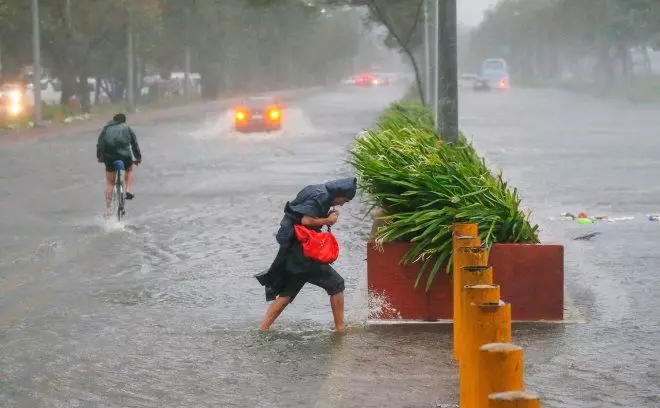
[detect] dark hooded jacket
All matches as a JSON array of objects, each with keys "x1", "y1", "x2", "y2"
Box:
[
  {"x1": 96, "y1": 120, "x2": 142, "y2": 163},
  {"x1": 255, "y1": 177, "x2": 357, "y2": 300},
  {"x1": 275, "y1": 177, "x2": 358, "y2": 248}
]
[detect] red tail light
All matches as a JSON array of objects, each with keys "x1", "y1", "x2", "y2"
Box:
[
  {"x1": 268, "y1": 108, "x2": 281, "y2": 120},
  {"x1": 235, "y1": 110, "x2": 246, "y2": 121}
]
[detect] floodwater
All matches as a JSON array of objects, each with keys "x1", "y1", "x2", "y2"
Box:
[
  {"x1": 0, "y1": 85, "x2": 458, "y2": 408},
  {"x1": 1, "y1": 83, "x2": 659, "y2": 407},
  {"x1": 462, "y1": 88, "x2": 660, "y2": 407}
]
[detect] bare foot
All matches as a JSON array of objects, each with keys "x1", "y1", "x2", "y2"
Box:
[{"x1": 334, "y1": 324, "x2": 347, "y2": 333}]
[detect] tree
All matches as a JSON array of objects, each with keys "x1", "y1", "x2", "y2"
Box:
[
  {"x1": 467, "y1": 0, "x2": 660, "y2": 83},
  {"x1": 0, "y1": 0, "x2": 366, "y2": 105}
]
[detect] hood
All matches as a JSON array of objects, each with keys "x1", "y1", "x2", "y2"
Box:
[
  {"x1": 104, "y1": 120, "x2": 122, "y2": 129},
  {"x1": 325, "y1": 177, "x2": 357, "y2": 200}
]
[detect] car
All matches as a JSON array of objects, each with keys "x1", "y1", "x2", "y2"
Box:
[
  {"x1": 0, "y1": 83, "x2": 27, "y2": 119},
  {"x1": 459, "y1": 73, "x2": 480, "y2": 89},
  {"x1": 232, "y1": 96, "x2": 283, "y2": 133},
  {"x1": 478, "y1": 58, "x2": 511, "y2": 91},
  {"x1": 355, "y1": 74, "x2": 380, "y2": 87},
  {"x1": 473, "y1": 77, "x2": 492, "y2": 92},
  {"x1": 373, "y1": 75, "x2": 391, "y2": 86}
]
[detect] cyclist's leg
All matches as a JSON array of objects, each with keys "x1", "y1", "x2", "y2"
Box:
[
  {"x1": 104, "y1": 170, "x2": 115, "y2": 209},
  {"x1": 124, "y1": 158, "x2": 135, "y2": 199}
]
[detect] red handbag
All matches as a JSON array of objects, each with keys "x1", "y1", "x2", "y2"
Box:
[{"x1": 293, "y1": 224, "x2": 340, "y2": 264}]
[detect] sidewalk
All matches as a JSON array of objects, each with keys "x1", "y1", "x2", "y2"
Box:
[{"x1": 0, "y1": 86, "x2": 323, "y2": 147}]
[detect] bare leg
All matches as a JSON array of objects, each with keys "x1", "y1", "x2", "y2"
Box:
[
  {"x1": 330, "y1": 292, "x2": 345, "y2": 332},
  {"x1": 259, "y1": 296, "x2": 291, "y2": 331},
  {"x1": 104, "y1": 171, "x2": 115, "y2": 210},
  {"x1": 125, "y1": 168, "x2": 134, "y2": 194}
]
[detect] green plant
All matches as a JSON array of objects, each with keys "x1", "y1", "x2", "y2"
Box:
[
  {"x1": 350, "y1": 102, "x2": 539, "y2": 291},
  {"x1": 377, "y1": 101, "x2": 435, "y2": 132}
]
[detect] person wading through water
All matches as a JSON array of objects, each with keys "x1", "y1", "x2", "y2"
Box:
[{"x1": 255, "y1": 177, "x2": 357, "y2": 332}]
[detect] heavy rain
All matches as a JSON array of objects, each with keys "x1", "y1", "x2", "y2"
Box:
[{"x1": 1, "y1": 0, "x2": 659, "y2": 407}]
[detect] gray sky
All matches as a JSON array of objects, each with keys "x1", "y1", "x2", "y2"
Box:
[{"x1": 458, "y1": 0, "x2": 498, "y2": 27}]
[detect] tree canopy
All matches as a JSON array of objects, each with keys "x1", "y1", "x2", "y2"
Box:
[{"x1": 0, "y1": 0, "x2": 367, "y2": 109}]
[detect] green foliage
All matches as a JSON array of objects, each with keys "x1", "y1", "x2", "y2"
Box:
[
  {"x1": 350, "y1": 102, "x2": 539, "y2": 290},
  {"x1": 0, "y1": 1, "x2": 364, "y2": 101}
]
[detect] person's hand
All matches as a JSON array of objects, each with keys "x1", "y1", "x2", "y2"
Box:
[{"x1": 326, "y1": 211, "x2": 339, "y2": 226}]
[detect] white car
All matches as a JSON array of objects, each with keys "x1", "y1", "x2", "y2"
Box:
[{"x1": 459, "y1": 74, "x2": 480, "y2": 89}]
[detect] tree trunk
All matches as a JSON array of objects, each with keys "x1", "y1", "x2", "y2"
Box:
[
  {"x1": 76, "y1": 74, "x2": 91, "y2": 113},
  {"x1": 95, "y1": 76, "x2": 101, "y2": 105}
]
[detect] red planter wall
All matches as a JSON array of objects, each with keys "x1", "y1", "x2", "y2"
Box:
[
  {"x1": 367, "y1": 242, "x2": 564, "y2": 321},
  {"x1": 489, "y1": 243, "x2": 564, "y2": 320}
]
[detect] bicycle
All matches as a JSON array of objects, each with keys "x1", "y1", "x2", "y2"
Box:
[{"x1": 110, "y1": 160, "x2": 126, "y2": 221}]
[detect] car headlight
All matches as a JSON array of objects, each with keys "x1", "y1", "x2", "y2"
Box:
[
  {"x1": 9, "y1": 90, "x2": 21, "y2": 103},
  {"x1": 9, "y1": 103, "x2": 22, "y2": 116}
]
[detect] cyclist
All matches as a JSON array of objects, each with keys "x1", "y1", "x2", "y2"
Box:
[{"x1": 96, "y1": 113, "x2": 142, "y2": 212}]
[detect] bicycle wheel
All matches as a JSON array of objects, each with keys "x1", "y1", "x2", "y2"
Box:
[{"x1": 116, "y1": 170, "x2": 125, "y2": 222}]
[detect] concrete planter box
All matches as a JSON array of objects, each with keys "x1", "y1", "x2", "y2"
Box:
[{"x1": 367, "y1": 241, "x2": 564, "y2": 321}]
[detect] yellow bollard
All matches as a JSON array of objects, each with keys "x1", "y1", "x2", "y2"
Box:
[
  {"x1": 457, "y1": 264, "x2": 492, "y2": 359},
  {"x1": 458, "y1": 284, "x2": 500, "y2": 407},
  {"x1": 452, "y1": 231, "x2": 481, "y2": 361},
  {"x1": 461, "y1": 302, "x2": 512, "y2": 408},
  {"x1": 477, "y1": 343, "x2": 525, "y2": 408},
  {"x1": 489, "y1": 391, "x2": 541, "y2": 408},
  {"x1": 452, "y1": 222, "x2": 479, "y2": 238}
]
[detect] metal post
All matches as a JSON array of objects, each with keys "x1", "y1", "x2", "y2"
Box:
[
  {"x1": 423, "y1": 0, "x2": 431, "y2": 106},
  {"x1": 436, "y1": 0, "x2": 458, "y2": 143},
  {"x1": 432, "y1": 0, "x2": 439, "y2": 128},
  {"x1": 183, "y1": 4, "x2": 192, "y2": 98},
  {"x1": 184, "y1": 46, "x2": 191, "y2": 98},
  {"x1": 126, "y1": 7, "x2": 135, "y2": 113},
  {"x1": 31, "y1": 0, "x2": 42, "y2": 126}
]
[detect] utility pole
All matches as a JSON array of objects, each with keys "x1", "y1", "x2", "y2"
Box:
[
  {"x1": 423, "y1": 0, "x2": 431, "y2": 106},
  {"x1": 183, "y1": 5, "x2": 191, "y2": 98},
  {"x1": 184, "y1": 46, "x2": 191, "y2": 98},
  {"x1": 436, "y1": 0, "x2": 459, "y2": 143},
  {"x1": 432, "y1": 0, "x2": 439, "y2": 128},
  {"x1": 31, "y1": 0, "x2": 43, "y2": 126},
  {"x1": 126, "y1": 7, "x2": 135, "y2": 113}
]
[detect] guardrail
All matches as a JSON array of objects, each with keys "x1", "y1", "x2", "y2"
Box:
[{"x1": 452, "y1": 223, "x2": 543, "y2": 408}]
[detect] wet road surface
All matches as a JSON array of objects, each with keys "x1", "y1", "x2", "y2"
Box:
[
  {"x1": 462, "y1": 88, "x2": 660, "y2": 407},
  {"x1": 2, "y1": 84, "x2": 659, "y2": 407},
  {"x1": 0, "y1": 85, "x2": 459, "y2": 408}
]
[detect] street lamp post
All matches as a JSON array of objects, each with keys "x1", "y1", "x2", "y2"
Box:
[
  {"x1": 126, "y1": 7, "x2": 135, "y2": 113},
  {"x1": 436, "y1": 0, "x2": 459, "y2": 143},
  {"x1": 31, "y1": 0, "x2": 43, "y2": 126},
  {"x1": 423, "y1": 0, "x2": 431, "y2": 106},
  {"x1": 432, "y1": 0, "x2": 439, "y2": 127}
]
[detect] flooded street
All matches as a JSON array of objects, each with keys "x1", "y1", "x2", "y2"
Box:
[
  {"x1": 462, "y1": 88, "x2": 660, "y2": 408},
  {"x1": 1, "y1": 84, "x2": 659, "y2": 407},
  {"x1": 0, "y1": 85, "x2": 458, "y2": 407}
]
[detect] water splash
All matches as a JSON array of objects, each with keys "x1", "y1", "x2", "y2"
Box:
[
  {"x1": 367, "y1": 290, "x2": 402, "y2": 320},
  {"x1": 100, "y1": 216, "x2": 125, "y2": 233}
]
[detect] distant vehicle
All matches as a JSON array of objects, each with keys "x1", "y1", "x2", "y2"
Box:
[
  {"x1": 373, "y1": 74, "x2": 392, "y2": 86},
  {"x1": 459, "y1": 73, "x2": 480, "y2": 89},
  {"x1": 0, "y1": 83, "x2": 27, "y2": 118},
  {"x1": 233, "y1": 96, "x2": 282, "y2": 133},
  {"x1": 355, "y1": 74, "x2": 381, "y2": 87},
  {"x1": 477, "y1": 58, "x2": 510, "y2": 91}
]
